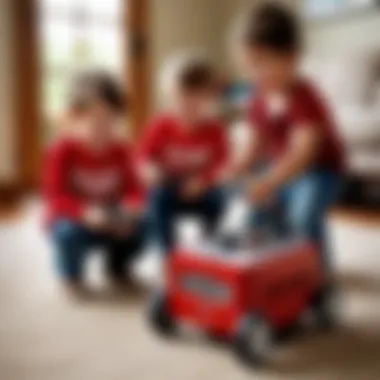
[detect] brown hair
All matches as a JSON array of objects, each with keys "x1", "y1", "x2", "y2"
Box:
[
  {"x1": 242, "y1": 2, "x2": 301, "y2": 53},
  {"x1": 177, "y1": 59, "x2": 217, "y2": 92},
  {"x1": 68, "y1": 69, "x2": 127, "y2": 113}
]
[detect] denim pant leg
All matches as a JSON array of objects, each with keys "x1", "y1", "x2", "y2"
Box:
[
  {"x1": 51, "y1": 220, "x2": 96, "y2": 281},
  {"x1": 284, "y1": 170, "x2": 341, "y2": 269},
  {"x1": 194, "y1": 186, "x2": 226, "y2": 235},
  {"x1": 149, "y1": 186, "x2": 179, "y2": 254},
  {"x1": 103, "y1": 220, "x2": 148, "y2": 279}
]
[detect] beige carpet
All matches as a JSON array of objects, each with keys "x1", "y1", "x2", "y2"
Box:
[{"x1": 1, "y1": 204, "x2": 380, "y2": 380}]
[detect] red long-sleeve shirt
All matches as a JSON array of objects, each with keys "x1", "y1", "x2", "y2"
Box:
[
  {"x1": 138, "y1": 114, "x2": 229, "y2": 184},
  {"x1": 43, "y1": 138, "x2": 144, "y2": 224},
  {"x1": 249, "y1": 79, "x2": 344, "y2": 171}
]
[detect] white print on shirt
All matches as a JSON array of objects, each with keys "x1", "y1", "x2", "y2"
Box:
[
  {"x1": 72, "y1": 167, "x2": 123, "y2": 198},
  {"x1": 164, "y1": 146, "x2": 211, "y2": 170}
]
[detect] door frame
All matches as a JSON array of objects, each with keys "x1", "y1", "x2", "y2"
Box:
[
  {"x1": 125, "y1": 0, "x2": 151, "y2": 140},
  {"x1": 12, "y1": 0, "x2": 41, "y2": 192}
]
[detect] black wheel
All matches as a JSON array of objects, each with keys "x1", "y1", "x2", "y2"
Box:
[
  {"x1": 147, "y1": 291, "x2": 176, "y2": 337},
  {"x1": 233, "y1": 314, "x2": 273, "y2": 367},
  {"x1": 312, "y1": 285, "x2": 340, "y2": 330}
]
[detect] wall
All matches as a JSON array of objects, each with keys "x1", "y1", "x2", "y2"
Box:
[
  {"x1": 306, "y1": 12, "x2": 380, "y2": 55},
  {"x1": 150, "y1": 0, "x2": 225, "y2": 65},
  {"x1": 0, "y1": 0, "x2": 16, "y2": 184},
  {"x1": 150, "y1": 0, "x2": 226, "y2": 105}
]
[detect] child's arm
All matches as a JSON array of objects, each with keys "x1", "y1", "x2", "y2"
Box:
[
  {"x1": 202, "y1": 123, "x2": 229, "y2": 186},
  {"x1": 43, "y1": 143, "x2": 86, "y2": 221},
  {"x1": 224, "y1": 127, "x2": 263, "y2": 182},
  {"x1": 137, "y1": 118, "x2": 165, "y2": 188},
  {"x1": 268, "y1": 125, "x2": 319, "y2": 185},
  {"x1": 247, "y1": 84, "x2": 331, "y2": 204},
  {"x1": 122, "y1": 146, "x2": 146, "y2": 214},
  {"x1": 182, "y1": 123, "x2": 229, "y2": 199},
  {"x1": 43, "y1": 142, "x2": 108, "y2": 229},
  {"x1": 234, "y1": 128, "x2": 263, "y2": 176},
  {"x1": 247, "y1": 125, "x2": 320, "y2": 203}
]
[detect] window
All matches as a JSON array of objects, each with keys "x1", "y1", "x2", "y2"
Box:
[
  {"x1": 303, "y1": 0, "x2": 378, "y2": 20},
  {"x1": 39, "y1": 0, "x2": 124, "y2": 139}
]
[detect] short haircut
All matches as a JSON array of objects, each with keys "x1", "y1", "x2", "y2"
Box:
[
  {"x1": 178, "y1": 61, "x2": 216, "y2": 91},
  {"x1": 68, "y1": 69, "x2": 127, "y2": 113},
  {"x1": 242, "y1": 1, "x2": 301, "y2": 53},
  {"x1": 160, "y1": 53, "x2": 217, "y2": 96}
]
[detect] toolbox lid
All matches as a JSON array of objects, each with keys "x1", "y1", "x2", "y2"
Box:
[{"x1": 177, "y1": 235, "x2": 312, "y2": 267}]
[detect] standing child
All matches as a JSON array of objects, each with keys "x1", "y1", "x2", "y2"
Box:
[
  {"x1": 229, "y1": 2, "x2": 344, "y2": 270},
  {"x1": 138, "y1": 54, "x2": 229, "y2": 256},
  {"x1": 43, "y1": 70, "x2": 146, "y2": 296}
]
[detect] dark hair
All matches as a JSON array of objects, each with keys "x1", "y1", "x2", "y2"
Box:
[
  {"x1": 68, "y1": 69, "x2": 127, "y2": 113},
  {"x1": 242, "y1": 2, "x2": 301, "y2": 53},
  {"x1": 178, "y1": 60, "x2": 217, "y2": 92}
]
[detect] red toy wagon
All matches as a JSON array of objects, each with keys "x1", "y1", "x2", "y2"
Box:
[{"x1": 148, "y1": 237, "x2": 337, "y2": 366}]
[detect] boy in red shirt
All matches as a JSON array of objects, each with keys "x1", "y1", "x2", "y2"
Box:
[
  {"x1": 138, "y1": 55, "x2": 228, "y2": 256},
  {"x1": 229, "y1": 3, "x2": 344, "y2": 270},
  {"x1": 43, "y1": 71, "x2": 146, "y2": 295}
]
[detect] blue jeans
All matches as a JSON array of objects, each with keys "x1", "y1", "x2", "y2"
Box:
[
  {"x1": 149, "y1": 184, "x2": 225, "y2": 254},
  {"x1": 51, "y1": 219, "x2": 147, "y2": 281},
  {"x1": 250, "y1": 169, "x2": 341, "y2": 269}
]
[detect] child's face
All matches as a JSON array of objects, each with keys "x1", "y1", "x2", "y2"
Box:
[
  {"x1": 73, "y1": 103, "x2": 121, "y2": 144},
  {"x1": 240, "y1": 45, "x2": 298, "y2": 92},
  {"x1": 172, "y1": 87, "x2": 220, "y2": 125}
]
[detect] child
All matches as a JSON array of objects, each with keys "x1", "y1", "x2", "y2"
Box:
[
  {"x1": 138, "y1": 54, "x2": 228, "y2": 256},
  {"x1": 229, "y1": 2, "x2": 344, "y2": 270},
  {"x1": 43, "y1": 70, "x2": 146, "y2": 295}
]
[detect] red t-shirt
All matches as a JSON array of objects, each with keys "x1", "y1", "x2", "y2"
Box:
[
  {"x1": 43, "y1": 138, "x2": 144, "y2": 224},
  {"x1": 249, "y1": 79, "x2": 344, "y2": 171},
  {"x1": 138, "y1": 114, "x2": 228, "y2": 184}
]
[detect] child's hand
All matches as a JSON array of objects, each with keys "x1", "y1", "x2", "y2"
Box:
[
  {"x1": 219, "y1": 160, "x2": 249, "y2": 185},
  {"x1": 108, "y1": 222, "x2": 135, "y2": 239},
  {"x1": 127, "y1": 203, "x2": 145, "y2": 217},
  {"x1": 181, "y1": 177, "x2": 208, "y2": 200},
  {"x1": 82, "y1": 206, "x2": 109, "y2": 231},
  {"x1": 142, "y1": 164, "x2": 163, "y2": 189},
  {"x1": 219, "y1": 166, "x2": 236, "y2": 185},
  {"x1": 246, "y1": 177, "x2": 277, "y2": 205},
  {"x1": 107, "y1": 204, "x2": 144, "y2": 238}
]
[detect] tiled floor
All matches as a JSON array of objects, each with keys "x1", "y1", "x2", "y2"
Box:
[{"x1": 0, "y1": 203, "x2": 380, "y2": 380}]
